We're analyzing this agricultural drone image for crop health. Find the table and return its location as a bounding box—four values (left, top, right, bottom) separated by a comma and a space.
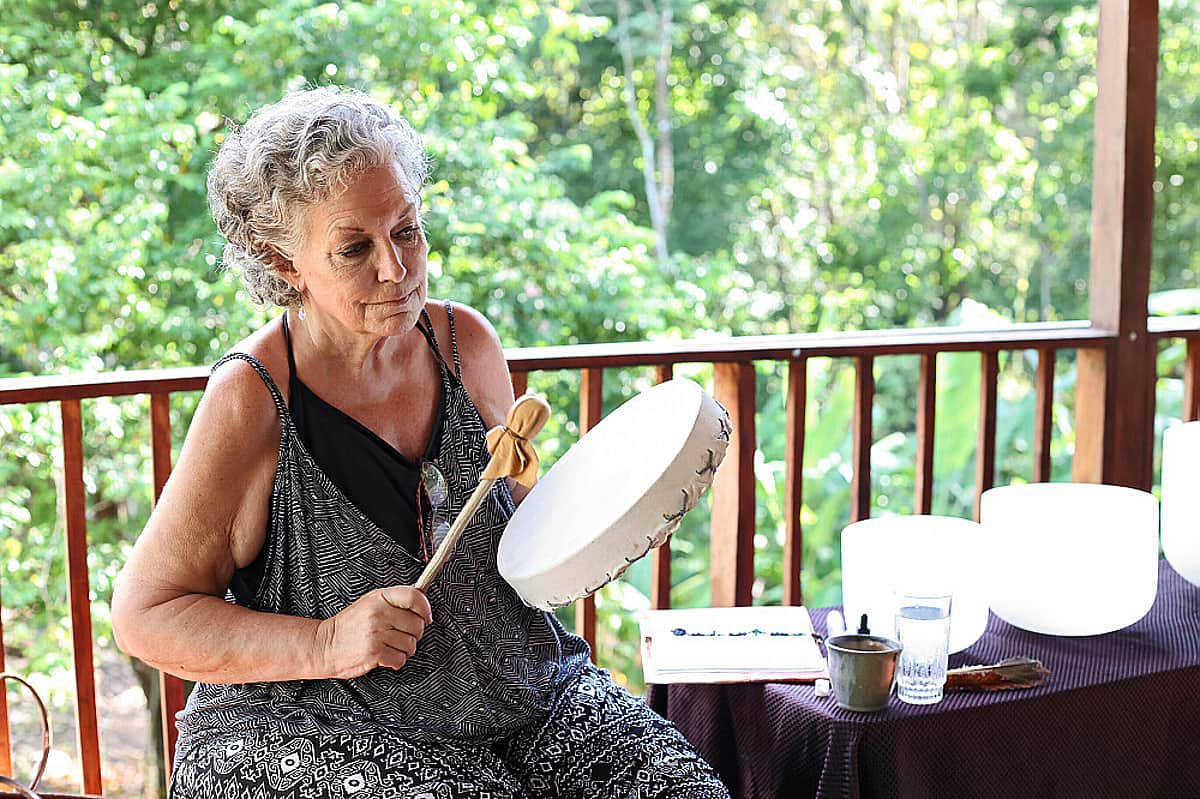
651, 560, 1200, 799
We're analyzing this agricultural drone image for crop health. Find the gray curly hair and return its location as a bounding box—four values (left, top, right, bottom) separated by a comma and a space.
207, 86, 431, 307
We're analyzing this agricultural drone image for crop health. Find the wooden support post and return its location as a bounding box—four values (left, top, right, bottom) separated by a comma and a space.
711, 362, 756, 607
1075, 0, 1159, 489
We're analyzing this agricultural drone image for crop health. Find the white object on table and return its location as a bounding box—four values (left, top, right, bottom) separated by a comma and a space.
840, 515, 988, 654
638, 606, 827, 684
980, 483, 1159, 636
1161, 422, 1200, 587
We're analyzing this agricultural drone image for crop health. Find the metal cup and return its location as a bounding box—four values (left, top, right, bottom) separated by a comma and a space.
825, 634, 903, 712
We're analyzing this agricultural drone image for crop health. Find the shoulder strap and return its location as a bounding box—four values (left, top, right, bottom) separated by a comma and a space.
444, 300, 462, 380
417, 307, 458, 383
281, 313, 299, 380
211, 351, 291, 423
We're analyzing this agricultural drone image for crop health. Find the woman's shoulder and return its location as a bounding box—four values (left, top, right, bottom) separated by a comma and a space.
424, 298, 498, 337
423, 299, 505, 362
205, 318, 292, 432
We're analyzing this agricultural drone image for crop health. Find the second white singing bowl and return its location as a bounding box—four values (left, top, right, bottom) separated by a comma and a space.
840, 515, 989, 655
979, 483, 1159, 636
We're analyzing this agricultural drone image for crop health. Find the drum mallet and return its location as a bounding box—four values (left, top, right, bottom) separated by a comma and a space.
415, 393, 550, 590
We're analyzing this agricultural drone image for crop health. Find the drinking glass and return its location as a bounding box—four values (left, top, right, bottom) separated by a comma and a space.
894, 593, 952, 705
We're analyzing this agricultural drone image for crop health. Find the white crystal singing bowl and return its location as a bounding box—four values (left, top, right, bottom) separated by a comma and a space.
979, 483, 1159, 636
840, 515, 989, 654
1161, 422, 1200, 587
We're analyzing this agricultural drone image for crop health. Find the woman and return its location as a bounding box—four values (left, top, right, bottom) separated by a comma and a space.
111, 86, 729, 798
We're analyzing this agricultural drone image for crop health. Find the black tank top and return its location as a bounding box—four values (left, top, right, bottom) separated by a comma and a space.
228, 311, 448, 603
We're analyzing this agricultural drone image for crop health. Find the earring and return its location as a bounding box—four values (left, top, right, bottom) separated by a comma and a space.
297, 297, 306, 321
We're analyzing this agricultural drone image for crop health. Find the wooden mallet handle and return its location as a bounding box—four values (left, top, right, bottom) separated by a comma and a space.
415, 394, 550, 590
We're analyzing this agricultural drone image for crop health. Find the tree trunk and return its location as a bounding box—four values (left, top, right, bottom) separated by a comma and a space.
615, 0, 672, 267
653, 1, 674, 236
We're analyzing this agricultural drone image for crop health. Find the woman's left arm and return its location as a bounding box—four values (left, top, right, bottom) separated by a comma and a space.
447, 302, 532, 504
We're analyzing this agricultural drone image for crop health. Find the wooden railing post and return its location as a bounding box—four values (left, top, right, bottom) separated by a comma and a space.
650, 364, 674, 610
914, 353, 937, 514
783, 357, 807, 606
0, 573, 11, 778
510, 369, 528, 399
711, 362, 756, 607
150, 392, 187, 783
851, 357, 874, 523
61, 399, 103, 795
1076, 0, 1159, 489
1034, 349, 1056, 482
1184, 339, 1200, 422
976, 352, 999, 520
575, 369, 603, 654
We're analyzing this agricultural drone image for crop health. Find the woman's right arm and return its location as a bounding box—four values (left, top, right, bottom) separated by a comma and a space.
111, 360, 431, 684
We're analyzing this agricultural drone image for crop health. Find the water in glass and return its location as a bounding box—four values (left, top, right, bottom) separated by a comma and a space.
895, 596, 952, 705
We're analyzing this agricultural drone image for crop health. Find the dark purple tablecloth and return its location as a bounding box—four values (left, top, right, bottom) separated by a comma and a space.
651, 560, 1200, 799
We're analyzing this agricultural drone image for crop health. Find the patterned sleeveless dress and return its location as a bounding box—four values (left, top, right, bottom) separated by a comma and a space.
169, 305, 730, 798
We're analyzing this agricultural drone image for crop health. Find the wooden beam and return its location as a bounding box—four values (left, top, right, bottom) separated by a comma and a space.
851, 357, 874, 523
575, 369, 603, 654
498, 322, 1112, 373
976, 352, 999, 520
783, 358, 807, 606
61, 400, 102, 795
914, 353, 937, 514
711, 362, 756, 607
1034, 349, 1055, 482
1076, 0, 1159, 489
651, 364, 674, 609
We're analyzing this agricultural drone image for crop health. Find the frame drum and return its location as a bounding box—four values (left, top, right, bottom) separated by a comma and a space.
498, 378, 731, 610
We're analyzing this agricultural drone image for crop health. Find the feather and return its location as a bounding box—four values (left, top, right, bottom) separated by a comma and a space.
944, 657, 1050, 692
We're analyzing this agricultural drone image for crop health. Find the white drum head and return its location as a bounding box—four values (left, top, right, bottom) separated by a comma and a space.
498, 378, 731, 610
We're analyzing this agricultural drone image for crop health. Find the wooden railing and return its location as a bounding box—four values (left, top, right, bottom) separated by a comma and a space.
5, 318, 1200, 795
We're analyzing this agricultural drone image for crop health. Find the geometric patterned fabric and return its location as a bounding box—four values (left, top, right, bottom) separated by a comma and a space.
172, 665, 731, 798
170, 305, 728, 797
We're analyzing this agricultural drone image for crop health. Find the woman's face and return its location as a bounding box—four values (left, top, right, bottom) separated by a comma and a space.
285, 163, 428, 339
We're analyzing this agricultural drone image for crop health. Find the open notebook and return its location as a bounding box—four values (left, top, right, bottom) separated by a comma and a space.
638, 605, 828, 684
